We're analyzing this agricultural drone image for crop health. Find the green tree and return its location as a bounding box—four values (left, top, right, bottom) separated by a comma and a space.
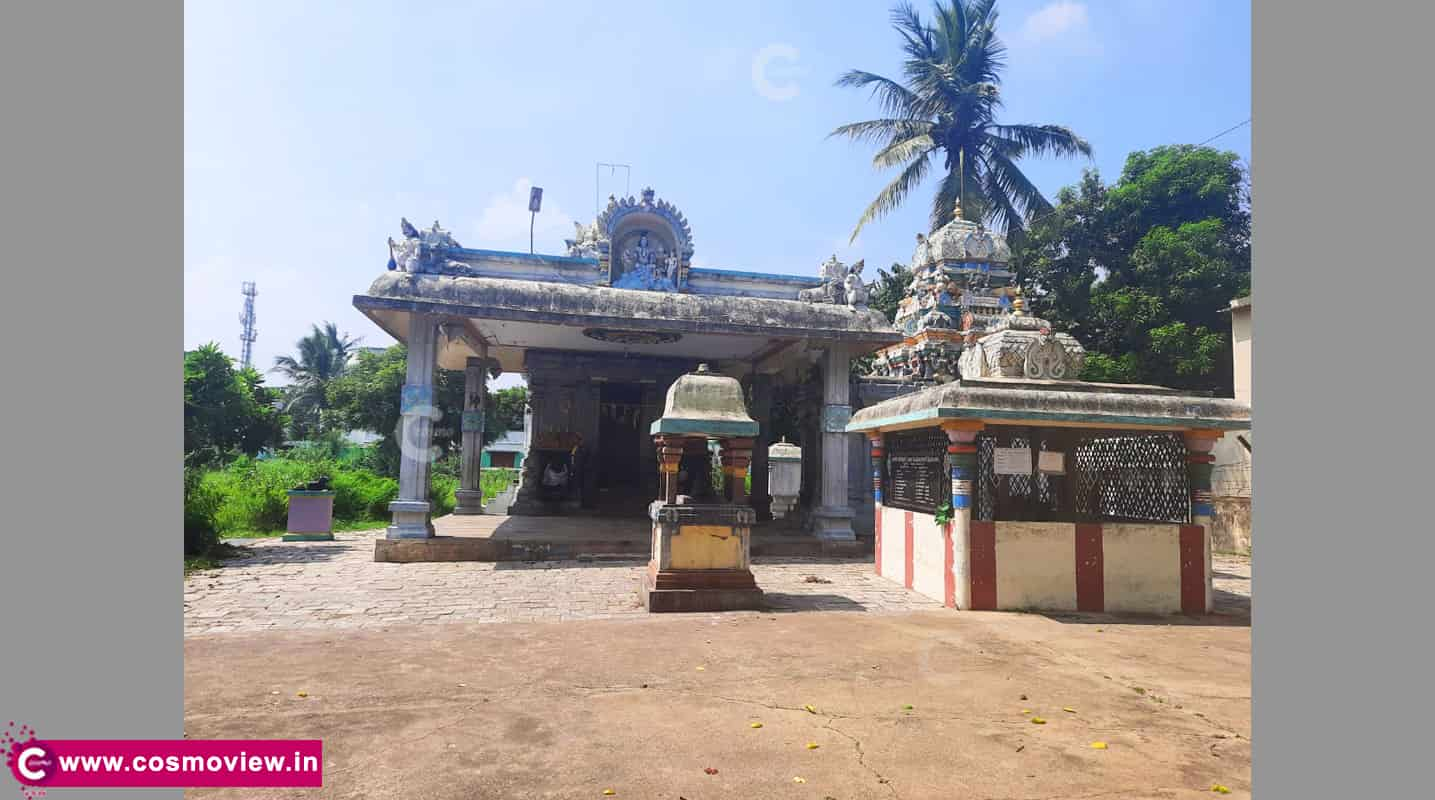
183, 343, 285, 467
325, 345, 523, 477
272, 321, 361, 438
1011, 145, 1251, 394
832, 0, 1091, 241
867, 262, 912, 323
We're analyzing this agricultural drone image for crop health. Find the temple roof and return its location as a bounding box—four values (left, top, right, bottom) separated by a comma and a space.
353, 271, 903, 372
846, 377, 1252, 434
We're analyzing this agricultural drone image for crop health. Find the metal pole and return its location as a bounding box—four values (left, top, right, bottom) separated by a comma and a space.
530, 211, 535, 254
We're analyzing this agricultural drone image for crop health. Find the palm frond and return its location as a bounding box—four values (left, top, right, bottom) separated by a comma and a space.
834, 70, 919, 117
851, 152, 932, 243
989, 123, 1093, 158
872, 131, 937, 169
829, 118, 924, 145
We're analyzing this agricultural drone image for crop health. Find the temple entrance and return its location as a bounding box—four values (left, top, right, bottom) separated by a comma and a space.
595, 381, 649, 515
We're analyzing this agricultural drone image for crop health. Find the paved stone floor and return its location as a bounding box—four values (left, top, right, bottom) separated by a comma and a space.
185, 531, 942, 635
186, 531, 1252, 636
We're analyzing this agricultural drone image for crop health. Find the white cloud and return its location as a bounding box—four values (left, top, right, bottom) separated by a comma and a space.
1017, 1, 1094, 47
473, 178, 577, 254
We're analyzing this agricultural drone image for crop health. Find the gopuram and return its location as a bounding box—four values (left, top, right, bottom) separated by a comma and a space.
354, 188, 901, 552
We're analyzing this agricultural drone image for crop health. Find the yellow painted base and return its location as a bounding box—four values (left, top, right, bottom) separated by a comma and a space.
666, 524, 746, 570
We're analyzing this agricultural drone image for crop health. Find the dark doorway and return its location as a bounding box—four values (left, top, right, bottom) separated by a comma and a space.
597, 382, 647, 514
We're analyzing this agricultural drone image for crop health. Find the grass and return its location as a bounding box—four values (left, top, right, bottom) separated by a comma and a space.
221, 517, 391, 539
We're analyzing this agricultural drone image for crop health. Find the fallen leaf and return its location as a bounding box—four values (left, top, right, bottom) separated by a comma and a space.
901, 704, 914, 711
792, 777, 806, 784
1090, 742, 1108, 750
1211, 785, 1231, 794
806, 742, 820, 750
803, 704, 817, 714
1030, 717, 1046, 725
703, 767, 718, 775
1063, 707, 1077, 713
1015, 744, 1025, 753
1021, 709, 1032, 715
696, 666, 705, 671
296, 691, 309, 698
749, 722, 763, 729
1019, 694, 1028, 701
602, 791, 615, 796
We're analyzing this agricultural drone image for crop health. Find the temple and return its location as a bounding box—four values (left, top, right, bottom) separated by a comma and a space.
354, 188, 900, 553
355, 189, 1251, 615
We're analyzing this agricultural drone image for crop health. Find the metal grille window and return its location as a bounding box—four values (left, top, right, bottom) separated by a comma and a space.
883, 428, 951, 513
974, 426, 1189, 524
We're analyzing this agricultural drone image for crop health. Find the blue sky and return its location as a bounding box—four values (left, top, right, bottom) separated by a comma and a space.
185, 0, 1250, 388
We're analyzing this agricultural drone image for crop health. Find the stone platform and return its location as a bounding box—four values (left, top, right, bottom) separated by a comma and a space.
373, 514, 866, 563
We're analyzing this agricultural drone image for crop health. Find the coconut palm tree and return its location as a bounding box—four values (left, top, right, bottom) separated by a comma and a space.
271, 322, 360, 434
832, 0, 1092, 242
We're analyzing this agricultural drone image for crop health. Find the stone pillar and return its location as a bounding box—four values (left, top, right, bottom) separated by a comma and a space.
721, 438, 754, 505
1185, 429, 1222, 613
387, 313, 440, 539
809, 346, 856, 543
943, 421, 984, 608
867, 432, 884, 575
510, 382, 545, 515
454, 354, 487, 515
748, 373, 773, 521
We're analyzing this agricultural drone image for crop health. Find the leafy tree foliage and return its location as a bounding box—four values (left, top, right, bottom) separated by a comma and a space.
183, 343, 285, 467
272, 321, 361, 438
832, 0, 1090, 241
325, 345, 527, 477
867, 262, 912, 324
1010, 145, 1250, 395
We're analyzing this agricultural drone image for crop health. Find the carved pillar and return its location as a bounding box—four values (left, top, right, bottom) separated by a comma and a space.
454, 354, 487, 515
655, 434, 686, 504
511, 381, 546, 515
387, 313, 439, 539
809, 346, 856, 543
867, 432, 885, 575
943, 420, 984, 608
721, 438, 754, 505
1185, 429, 1222, 613
748, 374, 773, 521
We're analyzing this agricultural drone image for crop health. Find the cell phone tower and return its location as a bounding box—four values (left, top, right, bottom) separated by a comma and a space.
239, 281, 258, 369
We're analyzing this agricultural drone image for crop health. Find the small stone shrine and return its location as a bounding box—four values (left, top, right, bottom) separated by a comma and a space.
646, 365, 763, 612
847, 208, 1251, 614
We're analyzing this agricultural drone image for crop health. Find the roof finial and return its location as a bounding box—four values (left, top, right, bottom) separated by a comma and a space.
1011, 286, 1025, 316
952, 198, 964, 220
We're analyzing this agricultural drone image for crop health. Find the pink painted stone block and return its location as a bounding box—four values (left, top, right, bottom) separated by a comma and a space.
286, 491, 335, 533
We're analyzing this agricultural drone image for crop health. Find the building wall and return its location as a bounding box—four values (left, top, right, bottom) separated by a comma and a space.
872, 506, 1211, 615
1212, 298, 1252, 551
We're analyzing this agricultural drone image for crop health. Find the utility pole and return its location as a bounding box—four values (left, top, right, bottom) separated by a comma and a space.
528, 186, 543, 254
239, 281, 258, 369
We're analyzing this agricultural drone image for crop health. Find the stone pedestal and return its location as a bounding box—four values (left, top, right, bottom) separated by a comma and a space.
645, 502, 764, 612
283, 490, 335, 542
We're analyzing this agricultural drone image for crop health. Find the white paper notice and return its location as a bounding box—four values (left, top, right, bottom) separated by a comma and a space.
993, 447, 1032, 475
1038, 451, 1066, 474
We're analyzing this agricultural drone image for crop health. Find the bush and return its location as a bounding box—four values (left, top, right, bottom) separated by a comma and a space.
183, 467, 222, 555
330, 469, 398, 519
430, 473, 458, 516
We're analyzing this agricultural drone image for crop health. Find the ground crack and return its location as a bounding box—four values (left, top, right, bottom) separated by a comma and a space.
823, 718, 899, 799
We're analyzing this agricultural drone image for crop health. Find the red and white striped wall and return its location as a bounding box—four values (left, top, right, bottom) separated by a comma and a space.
875, 506, 1212, 615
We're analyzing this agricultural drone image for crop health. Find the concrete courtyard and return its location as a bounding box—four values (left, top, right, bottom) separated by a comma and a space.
184, 532, 1252, 798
